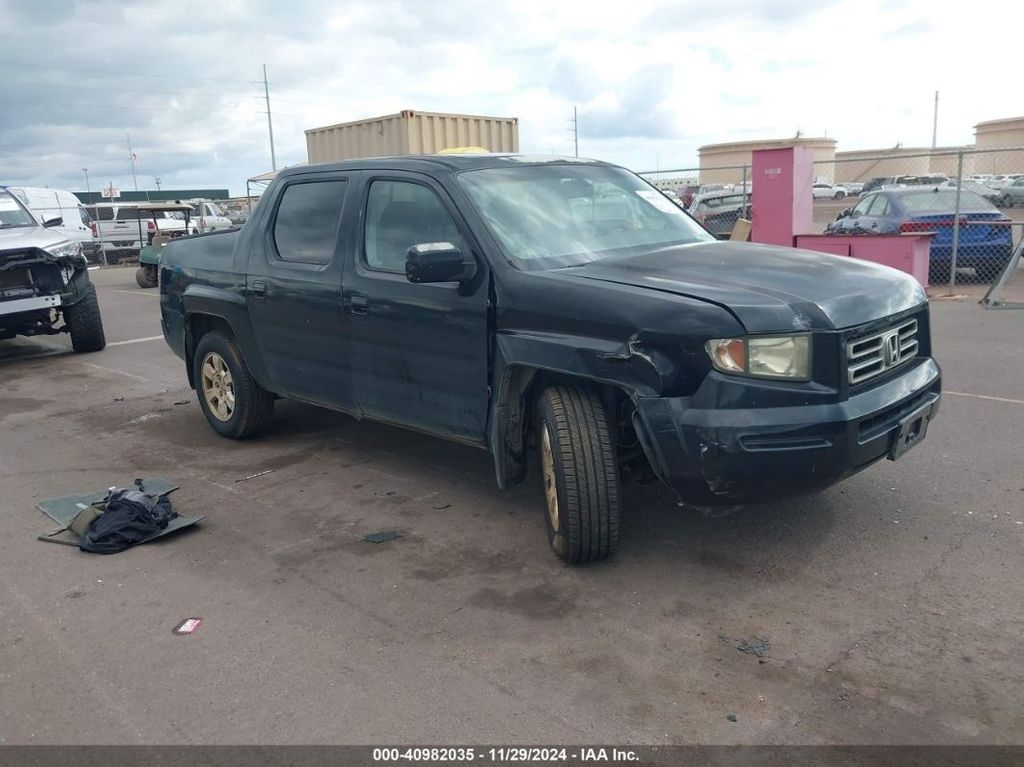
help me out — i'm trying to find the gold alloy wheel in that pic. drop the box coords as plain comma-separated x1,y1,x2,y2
201,351,235,422
541,422,560,533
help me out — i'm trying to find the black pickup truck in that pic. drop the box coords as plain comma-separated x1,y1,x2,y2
158,155,941,563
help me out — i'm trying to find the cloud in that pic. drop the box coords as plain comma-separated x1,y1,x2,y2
578,65,679,140
0,0,1016,195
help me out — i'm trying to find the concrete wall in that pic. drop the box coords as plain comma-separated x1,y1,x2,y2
699,137,837,185
833,148,930,182
973,117,1024,174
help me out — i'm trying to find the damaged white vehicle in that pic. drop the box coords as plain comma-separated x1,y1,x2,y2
0,187,106,352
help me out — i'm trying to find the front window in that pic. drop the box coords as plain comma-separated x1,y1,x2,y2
0,190,37,228
457,164,713,270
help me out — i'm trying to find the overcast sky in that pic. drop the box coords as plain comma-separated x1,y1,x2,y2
0,0,1016,197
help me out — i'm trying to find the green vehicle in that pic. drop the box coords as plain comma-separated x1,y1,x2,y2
135,202,195,288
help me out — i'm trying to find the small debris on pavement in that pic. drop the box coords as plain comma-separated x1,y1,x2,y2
737,638,770,657
433,503,451,510
113,396,124,402
172,617,202,635
235,469,274,483
727,714,737,722
364,530,401,544
173,400,189,406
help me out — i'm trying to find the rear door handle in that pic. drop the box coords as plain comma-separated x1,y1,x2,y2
251,280,267,298
348,293,369,314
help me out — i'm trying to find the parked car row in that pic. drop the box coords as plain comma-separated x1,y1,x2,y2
825,187,1013,281
687,190,752,238
0,189,239,264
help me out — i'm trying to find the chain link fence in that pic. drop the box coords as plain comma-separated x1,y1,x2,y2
17,197,250,267
640,146,1024,307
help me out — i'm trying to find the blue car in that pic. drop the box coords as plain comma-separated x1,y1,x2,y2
827,187,1013,280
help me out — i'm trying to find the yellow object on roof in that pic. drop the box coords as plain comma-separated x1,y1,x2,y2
435,146,490,155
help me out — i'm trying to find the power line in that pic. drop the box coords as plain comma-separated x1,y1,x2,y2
4,78,259,99
1,98,268,115
2,62,258,84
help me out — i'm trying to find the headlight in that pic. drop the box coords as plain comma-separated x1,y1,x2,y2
705,335,811,380
47,240,83,259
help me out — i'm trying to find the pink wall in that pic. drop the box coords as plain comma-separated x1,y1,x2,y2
795,234,932,287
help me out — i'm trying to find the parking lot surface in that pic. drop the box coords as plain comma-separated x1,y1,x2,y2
1,266,1022,745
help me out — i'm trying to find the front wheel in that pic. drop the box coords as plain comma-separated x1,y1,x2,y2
193,331,274,439
64,284,106,353
135,265,158,288
535,384,621,564
834,191,846,199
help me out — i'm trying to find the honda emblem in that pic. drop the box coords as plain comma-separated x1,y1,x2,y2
883,331,901,367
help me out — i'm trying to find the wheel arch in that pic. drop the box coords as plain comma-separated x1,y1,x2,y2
489,363,638,491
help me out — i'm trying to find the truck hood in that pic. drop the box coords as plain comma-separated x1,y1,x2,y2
557,241,927,331
0,225,70,253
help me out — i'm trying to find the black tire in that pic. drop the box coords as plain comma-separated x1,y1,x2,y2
135,265,158,289
64,284,106,353
535,384,620,564
193,331,274,439
834,191,846,200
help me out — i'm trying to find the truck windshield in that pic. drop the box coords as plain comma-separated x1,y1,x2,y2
458,164,713,270
0,190,38,228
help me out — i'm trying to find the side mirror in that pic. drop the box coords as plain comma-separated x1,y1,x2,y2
43,216,64,228
406,242,476,285
837,208,852,219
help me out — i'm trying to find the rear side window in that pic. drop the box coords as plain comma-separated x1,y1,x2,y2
273,180,347,264
866,195,892,216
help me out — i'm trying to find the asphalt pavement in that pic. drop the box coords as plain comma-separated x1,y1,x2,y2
1,266,1022,745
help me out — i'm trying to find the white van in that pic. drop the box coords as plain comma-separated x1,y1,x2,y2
6,187,92,242
6,186,101,263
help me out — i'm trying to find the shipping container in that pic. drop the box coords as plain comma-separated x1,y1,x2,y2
305,110,519,163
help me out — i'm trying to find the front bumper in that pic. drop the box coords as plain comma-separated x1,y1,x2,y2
0,293,62,317
633,358,941,506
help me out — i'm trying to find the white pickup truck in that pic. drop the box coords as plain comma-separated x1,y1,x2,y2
85,203,191,262
181,200,233,233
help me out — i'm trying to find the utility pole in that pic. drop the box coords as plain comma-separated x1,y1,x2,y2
127,132,139,191
82,168,90,197
932,90,939,149
263,64,277,171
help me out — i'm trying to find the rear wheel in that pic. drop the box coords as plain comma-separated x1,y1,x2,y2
135,265,158,288
834,191,846,200
535,384,620,564
193,331,274,439
64,284,106,353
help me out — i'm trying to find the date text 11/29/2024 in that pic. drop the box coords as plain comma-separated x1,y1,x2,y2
373,747,640,762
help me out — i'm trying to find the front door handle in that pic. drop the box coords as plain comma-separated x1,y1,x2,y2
251,280,267,298
348,294,369,314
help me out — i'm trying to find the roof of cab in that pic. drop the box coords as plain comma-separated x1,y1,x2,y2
274,153,614,179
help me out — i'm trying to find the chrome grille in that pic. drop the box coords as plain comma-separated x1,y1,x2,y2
846,318,918,385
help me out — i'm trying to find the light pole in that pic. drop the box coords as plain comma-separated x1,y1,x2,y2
82,168,90,197
155,177,162,191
